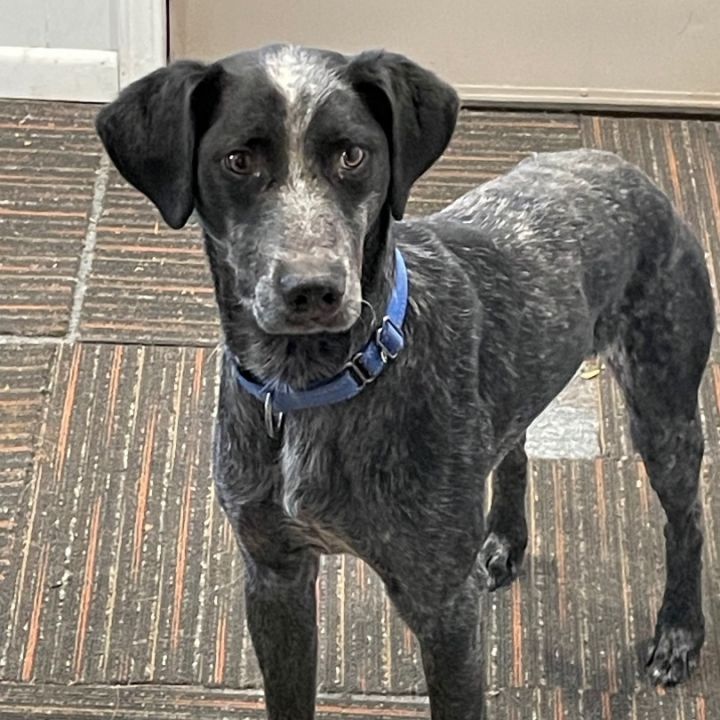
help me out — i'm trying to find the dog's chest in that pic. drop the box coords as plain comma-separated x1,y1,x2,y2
279,433,318,514
279,425,354,553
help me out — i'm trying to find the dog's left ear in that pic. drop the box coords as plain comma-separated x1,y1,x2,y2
347,51,459,220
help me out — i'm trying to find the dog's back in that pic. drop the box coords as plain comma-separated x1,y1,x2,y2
439,149,677,321
438,146,713,356
390,148,713,453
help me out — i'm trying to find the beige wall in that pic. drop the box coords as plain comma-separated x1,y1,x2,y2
170,0,720,112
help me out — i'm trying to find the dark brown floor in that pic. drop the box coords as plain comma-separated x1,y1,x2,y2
0,100,719,719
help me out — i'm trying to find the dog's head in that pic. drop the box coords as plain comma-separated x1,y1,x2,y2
96,45,458,335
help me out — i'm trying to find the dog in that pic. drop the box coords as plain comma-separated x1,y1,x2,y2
96,44,714,719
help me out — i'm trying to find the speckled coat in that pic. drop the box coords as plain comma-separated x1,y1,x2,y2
96,45,714,720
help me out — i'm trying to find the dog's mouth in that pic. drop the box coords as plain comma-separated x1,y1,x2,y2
252,301,362,336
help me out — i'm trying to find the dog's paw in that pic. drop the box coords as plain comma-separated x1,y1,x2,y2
646,624,704,687
478,532,525,592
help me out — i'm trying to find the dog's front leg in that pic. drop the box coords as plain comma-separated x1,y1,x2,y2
386,572,485,720
243,549,320,720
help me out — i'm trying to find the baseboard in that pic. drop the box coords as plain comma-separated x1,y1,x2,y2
456,83,720,115
2,49,717,112
0,46,118,102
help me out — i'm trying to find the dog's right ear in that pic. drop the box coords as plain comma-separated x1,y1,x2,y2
96,61,218,229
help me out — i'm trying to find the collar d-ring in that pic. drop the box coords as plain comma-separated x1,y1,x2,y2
264,393,284,438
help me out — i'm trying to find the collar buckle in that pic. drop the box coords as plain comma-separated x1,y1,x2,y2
344,352,376,388
376,316,403,363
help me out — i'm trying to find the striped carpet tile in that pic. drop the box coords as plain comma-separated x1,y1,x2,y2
3,343,718,711
594,360,636,461
0,343,230,685
488,458,719,700
79,168,219,345
0,103,718,720
0,682,718,720
0,346,54,607
409,111,583,215
596,360,720,464
0,101,103,336
700,364,720,461
0,342,424,692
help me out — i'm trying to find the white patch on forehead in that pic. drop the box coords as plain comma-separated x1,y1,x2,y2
263,45,344,112
263,46,349,239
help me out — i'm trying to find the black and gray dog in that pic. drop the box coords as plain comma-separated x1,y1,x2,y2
96,45,714,719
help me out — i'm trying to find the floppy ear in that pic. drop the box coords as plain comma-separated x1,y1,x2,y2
348,51,459,220
95,60,216,229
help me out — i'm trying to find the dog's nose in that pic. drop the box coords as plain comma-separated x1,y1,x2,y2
279,272,345,321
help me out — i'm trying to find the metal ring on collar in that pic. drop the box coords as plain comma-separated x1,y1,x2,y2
264,393,284,438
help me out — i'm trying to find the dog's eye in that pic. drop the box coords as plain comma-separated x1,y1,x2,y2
224,149,254,175
339,146,365,171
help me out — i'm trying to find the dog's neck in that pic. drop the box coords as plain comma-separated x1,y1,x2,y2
216,209,397,389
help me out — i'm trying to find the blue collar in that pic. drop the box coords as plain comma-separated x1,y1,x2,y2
231,248,409,436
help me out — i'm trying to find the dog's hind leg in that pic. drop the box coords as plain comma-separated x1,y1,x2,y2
479,434,528,590
607,232,713,686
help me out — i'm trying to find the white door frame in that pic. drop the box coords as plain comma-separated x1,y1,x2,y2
0,0,166,102
117,0,167,90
